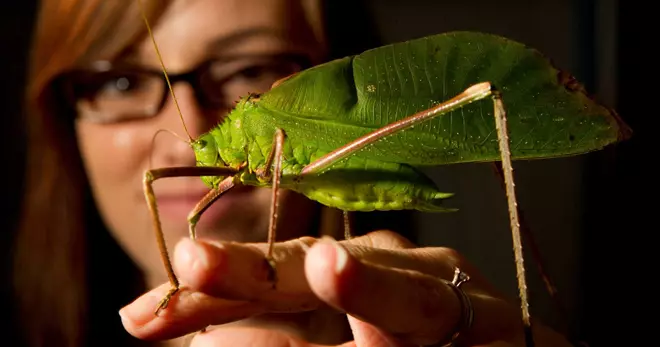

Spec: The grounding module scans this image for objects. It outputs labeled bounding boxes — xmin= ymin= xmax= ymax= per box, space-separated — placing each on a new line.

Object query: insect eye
xmin=192 ymin=139 xmax=207 ymax=149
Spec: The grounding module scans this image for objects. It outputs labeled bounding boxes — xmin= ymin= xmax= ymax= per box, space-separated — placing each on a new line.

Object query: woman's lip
xmin=157 ymin=190 xmax=218 ymax=203
xmin=153 ymin=181 xmax=254 ymax=201
xmin=149 ymin=183 xmax=256 ymax=223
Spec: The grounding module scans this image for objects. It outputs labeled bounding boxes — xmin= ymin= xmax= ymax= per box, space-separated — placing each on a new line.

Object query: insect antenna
xmin=137 ymin=0 xmax=193 ymax=142
xmin=148 ymin=128 xmax=191 ymax=169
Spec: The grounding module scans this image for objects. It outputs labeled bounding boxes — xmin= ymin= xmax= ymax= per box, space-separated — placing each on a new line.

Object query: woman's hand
xmin=119 ymin=230 xmax=571 ymax=346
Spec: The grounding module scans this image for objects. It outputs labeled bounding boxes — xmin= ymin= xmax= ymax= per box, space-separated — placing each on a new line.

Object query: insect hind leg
xmin=490 ymin=90 xmax=535 ymax=347
xmin=143 ymin=166 xmax=238 ymax=315
xmin=300 ymin=82 xmax=493 ymax=175
xmin=342 ymin=210 xmax=353 ymax=240
xmin=299 ymin=82 xmax=534 ymax=347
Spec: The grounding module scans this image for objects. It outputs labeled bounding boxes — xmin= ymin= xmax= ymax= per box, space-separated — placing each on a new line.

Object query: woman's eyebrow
xmin=208 ymin=27 xmax=287 ymax=51
xmin=115 ymin=27 xmax=289 ymax=68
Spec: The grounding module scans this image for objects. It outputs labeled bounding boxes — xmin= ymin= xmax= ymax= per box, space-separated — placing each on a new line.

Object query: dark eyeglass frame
xmin=54 ymin=53 xmax=312 ymax=122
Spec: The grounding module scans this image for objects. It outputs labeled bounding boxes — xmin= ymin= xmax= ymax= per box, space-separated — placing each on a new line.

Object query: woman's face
xmin=74 ymin=0 xmax=322 ymax=286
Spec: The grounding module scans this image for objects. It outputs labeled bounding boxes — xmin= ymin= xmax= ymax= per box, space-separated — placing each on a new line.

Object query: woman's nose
xmin=152 ymin=83 xmax=224 ymax=166
xmin=167 ymin=83 xmax=220 ymax=138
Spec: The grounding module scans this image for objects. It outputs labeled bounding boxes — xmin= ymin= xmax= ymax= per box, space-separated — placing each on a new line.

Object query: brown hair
xmin=13 ymin=1 xmax=336 ymax=346
xmin=13 ymin=1 xmax=167 ymax=346
xmin=12 ymin=1 xmax=408 ymax=346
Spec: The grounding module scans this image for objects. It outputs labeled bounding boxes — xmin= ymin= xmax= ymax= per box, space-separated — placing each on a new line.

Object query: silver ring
xmin=439 ymin=267 xmax=474 ymax=347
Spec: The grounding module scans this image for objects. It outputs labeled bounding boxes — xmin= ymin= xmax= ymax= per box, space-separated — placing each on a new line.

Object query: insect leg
xmin=491 ymin=164 xmax=570 ymax=338
xmin=187 ymin=176 xmax=235 ymax=240
xmin=143 ymin=166 xmax=238 ymax=315
xmin=255 ymin=128 xmax=287 ymax=282
xmin=300 ymin=82 xmax=535 ymax=346
xmin=491 ymin=94 xmax=536 ymax=347
xmin=343 ymin=210 xmax=353 ymax=240
xmin=299 ymin=82 xmax=493 ymax=175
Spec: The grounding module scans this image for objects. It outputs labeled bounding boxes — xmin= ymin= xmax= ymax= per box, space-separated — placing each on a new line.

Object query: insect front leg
xmin=187 ymin=176 xmax=236 ymax=240
xmin=299 ymin=82 xmax=535 ymax=346
xmin=143 ymin=166 xmax=238 ymax=315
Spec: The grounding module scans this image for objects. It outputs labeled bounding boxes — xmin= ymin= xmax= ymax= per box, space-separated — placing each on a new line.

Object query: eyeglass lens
xmin=67 ymin=55 xmax=307 ymax=124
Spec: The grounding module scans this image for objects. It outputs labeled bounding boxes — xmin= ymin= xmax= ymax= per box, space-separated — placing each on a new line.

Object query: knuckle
xmin=389 ymin=274 xmax=460 ymax=345
xmin=411 ymin=246 xmax=465 ymax=279
xmin=367 ymin=229 xmax=415 ymax=249
xmin=296 ymin=235 xmax=317 ymax=246
xmin=434 ymin=247 xmax=463 ymax=266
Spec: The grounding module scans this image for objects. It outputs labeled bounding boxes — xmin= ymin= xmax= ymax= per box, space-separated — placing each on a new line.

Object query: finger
xmin=172 ymin=230 xmax=498 ymax=315
xmin=119 ymin=282 xmax=263 ymax=340
xmin=304 ymin=239 xmax=520 ymax=346
xmin=173 ymin=231 xmax=416 ymax=310
xmin=120 ymin=232 xmax=418 ymax=339
xmin=347 ymin=315 xmax=415 ymax=347
xmin=120 ymin=230 xmax=417 ymax=340
xmin=346 ymin=229 xmax=416 ymax=250
xmin=189 ymin=326 xmax=353 ymax=347
xmin=174 ymin=236 xmax=323 ymax=312
xmin=191 ymin=326 xmax=304 ymax=347
xmin=127 ymin=230 xmax=514 ymax=343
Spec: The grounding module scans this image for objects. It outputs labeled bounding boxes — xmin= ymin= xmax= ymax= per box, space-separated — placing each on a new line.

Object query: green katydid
xmin=137 ymin=4 xmax=630 ymax=346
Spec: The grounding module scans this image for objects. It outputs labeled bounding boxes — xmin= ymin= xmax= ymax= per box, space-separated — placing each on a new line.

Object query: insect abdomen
xmin=297 ymin=182 xmax=454 ymax=212
xmin=281 ymin=155 xmax=455 ymax=212
xmin=236 ymin=92 xmax=456 ymax=212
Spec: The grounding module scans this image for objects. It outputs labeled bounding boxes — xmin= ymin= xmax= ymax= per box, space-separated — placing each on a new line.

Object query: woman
xmin=14 ymin=0 xmax=574 ymax=346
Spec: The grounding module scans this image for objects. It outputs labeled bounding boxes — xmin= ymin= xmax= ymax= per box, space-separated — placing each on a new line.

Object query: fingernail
xmin=319 ymin=236 xmax=348 ymax=273
xmin=298 ymin=239 xmax=311 ymax=253
xmin=320 ymin=235 xmax=336 ymax=242
xmin=334 ymin=242 xmax=348 ymax=273
xmin=178 ymin=238 xmax=222 ymax=272
xmin=118 ymin=293 xmax=160 ymax=326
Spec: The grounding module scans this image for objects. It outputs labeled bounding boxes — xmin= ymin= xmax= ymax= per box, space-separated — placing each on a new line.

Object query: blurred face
xmin=74 ymin=0 xmax=322 ymax=286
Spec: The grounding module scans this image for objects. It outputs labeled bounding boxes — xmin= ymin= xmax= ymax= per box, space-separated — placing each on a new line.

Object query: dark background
xmin=1 ymin=0 xmax=650 ymax=346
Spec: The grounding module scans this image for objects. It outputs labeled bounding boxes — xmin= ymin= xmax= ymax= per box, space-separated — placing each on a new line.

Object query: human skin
xmin=75 ymin=0 xmax=320 ymax=290
xmin=120 ymin=231 xmax=575 ymax=346
xmin=74 ymin=0 xmax=323 ymax=345
xmin=73 ymin=0 xmax=577 ymax=345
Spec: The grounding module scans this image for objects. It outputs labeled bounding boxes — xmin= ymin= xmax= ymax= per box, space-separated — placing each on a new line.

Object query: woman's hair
xmin=14 ymin=1 xmax=171 ymax=346
xmin=12 ymin=1 xmax=334 ymax=345
xmin=12 ymin=1 xmax=408 ymax=346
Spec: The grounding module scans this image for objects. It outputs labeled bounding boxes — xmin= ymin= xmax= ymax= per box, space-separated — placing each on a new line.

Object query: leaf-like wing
xmin=259 ymin=31 xmax=629 ymax=165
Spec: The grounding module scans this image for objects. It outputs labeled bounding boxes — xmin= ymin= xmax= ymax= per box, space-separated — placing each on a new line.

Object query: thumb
xmin=347 ymin=315 xmax=415 ymax=347
xmin=348 ymin=316 xmax=517 ymax=347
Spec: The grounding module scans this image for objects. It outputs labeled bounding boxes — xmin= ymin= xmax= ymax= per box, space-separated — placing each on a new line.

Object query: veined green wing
xmin=258 ymin=31 xmax=630 ymax=166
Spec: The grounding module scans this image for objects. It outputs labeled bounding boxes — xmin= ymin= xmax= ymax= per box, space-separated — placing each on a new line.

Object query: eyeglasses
xmin=57 ymin=53 xmax=311 ymax=124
